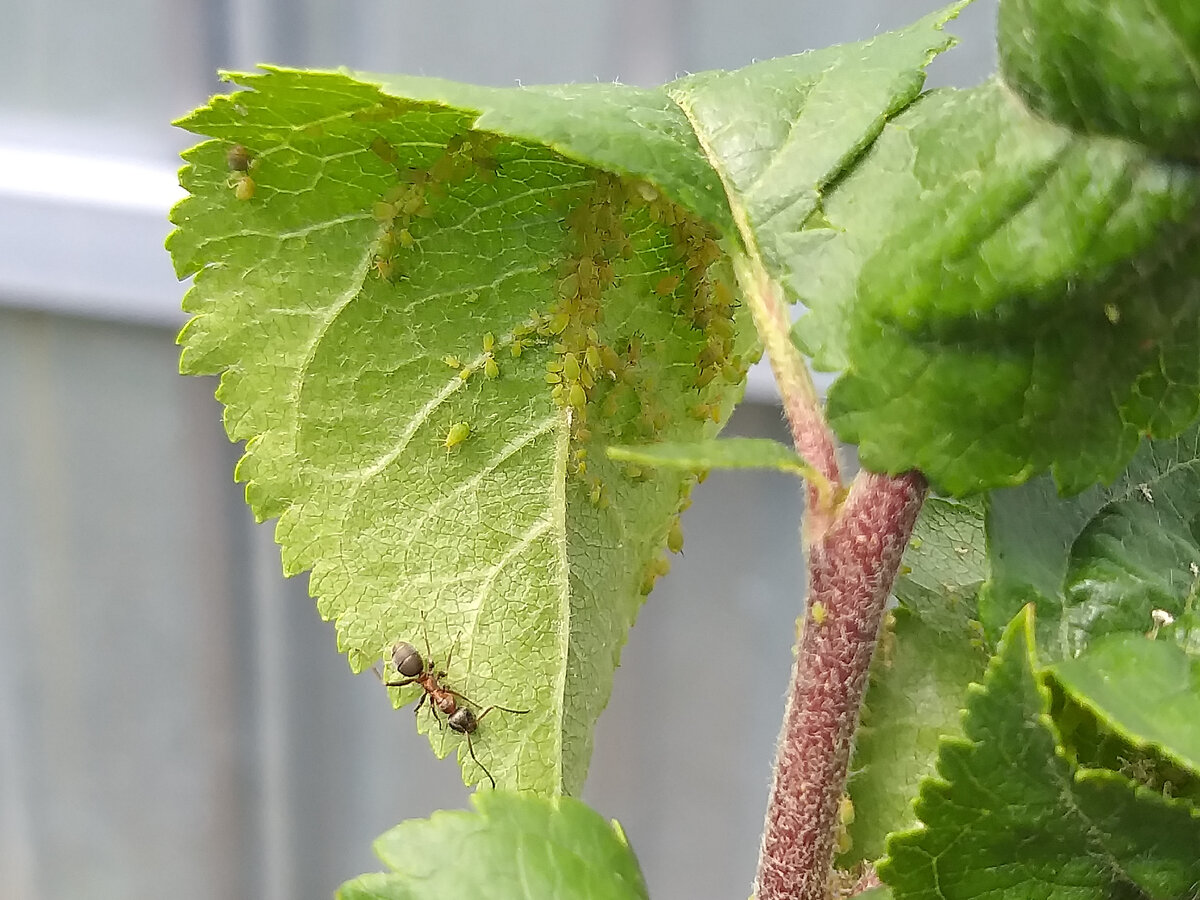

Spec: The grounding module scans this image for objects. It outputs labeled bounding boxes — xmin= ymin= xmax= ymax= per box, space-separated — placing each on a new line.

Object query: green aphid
xmin=444 ymin=422 xmax=471 ymax=450
xmin=562 ymin=353 xmax=580 ymax=382
xmin=458 ymin=368 xmax=471 ymax=381
xmin=397 ymin=228 xmax=414 ymax=249
xmin=568 ymin=383 xmax=587 ymax=408
xmin=369 ymin=137 xmax=397 ymax=164
xmin=667 ymin=519 xmax=684 ymax=554
xmin=443 ymin=355 xmax=462 ymax=369
xmin=811 ymin=601 xmax=828 ymax=626
xmin=482 ymin=332 xmax=496 ymax=353
xmin=233 ymin=175 xmax=255 ymax=201
xmin=585 ymin=346 xmax=601 ymax=373
xmin=546 ymin=312 xmax=570 ymax=335
xmin=511 ymin=340 xmax=524 ymax=358
xmin=545 ymin=372 xmax=562 ymax=385
xmin=484 ymin=357 xmax=500 ymax=379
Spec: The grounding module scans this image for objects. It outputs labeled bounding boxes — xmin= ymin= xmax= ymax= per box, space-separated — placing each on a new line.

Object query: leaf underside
xmin=170 ymin=69 xmax=754 ymax=793
xmin=169 ymin=5 xmax=963 ymax=793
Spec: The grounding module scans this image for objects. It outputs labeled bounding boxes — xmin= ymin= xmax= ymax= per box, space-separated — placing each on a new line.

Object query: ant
xmin=383 ymin=630 xmax=527 ymax=789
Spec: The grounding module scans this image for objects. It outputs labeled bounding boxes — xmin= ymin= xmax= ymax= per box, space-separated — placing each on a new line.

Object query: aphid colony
xmin=357 ymin=131 xmax=749 ymax=596
xmin=383 ymin=628 xmax=527 ymax=788
xmin=368 ymin=131 xmax=500 ymax=285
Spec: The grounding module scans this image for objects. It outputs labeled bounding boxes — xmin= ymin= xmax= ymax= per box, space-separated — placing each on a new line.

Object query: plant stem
xmin=733 ymin=256 xmax=842 ymax=538
xmin=754 ymin=469 xmax=927 ymax=900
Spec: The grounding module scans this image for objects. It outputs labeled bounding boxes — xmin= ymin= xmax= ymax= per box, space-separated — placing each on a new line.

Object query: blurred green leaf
xmin=880 ymin=608 xmax=1200 ymax=900
xmin=981 ymin=423 xmax=1200 ymax=658
xmin=1052 ymin=633 xmax=1200 ymax=774
xmin=607 ymin=438 xmax=815 ymax=477
xmin=998 ymin=0 xmax=1200 ymax=162
xmin=337 ymin=793 xmax=647 ymax=900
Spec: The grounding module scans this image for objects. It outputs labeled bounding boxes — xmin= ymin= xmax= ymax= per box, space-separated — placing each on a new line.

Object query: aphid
xmin=384 ymin=634 xmax=528 ymax=788
xmin=482 ymin=332 xmax=496 ymax=353
xmin=443 ymin=355 xmax=462 ymax=369
xmin=233 ymin=174 xmax=255 ymax=201
xmin=444 ymin=422 xmax=471 ymax=450
xmin=667 ymin=519 xmax=684 ymax=554
xmin=484 ymin=357 xmax=500 ymax=379
xmin=811 ymin=601 xmax=828 ymax=626
xmin=226 ymin=144 xmax=253 ymax=172
xmin=372 ymin=256 xmax=395 ymax=281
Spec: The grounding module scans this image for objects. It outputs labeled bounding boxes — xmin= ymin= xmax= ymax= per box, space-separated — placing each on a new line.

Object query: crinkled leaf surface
xmin=981 ymin=423 xmax=1200 ymax=658
xmin=607 ymin=438 xmax=813 ymax=477
xmin=880 ymin=608 xmax=1200 ymax=900
xmin=793 ymin=76 xmax=1200 ymax=496
xmin=842 ymin=498 xmax=989 ymax=865
xmin=999 ymin=0 xmax=1200 ymax=162
xmin=169 ymin=7 xmax=962 ymax=793
xmin=337 ymin=793 xmax=647 ymax=900
xmin=1052 ymin=634 xmax=1200 ymax=775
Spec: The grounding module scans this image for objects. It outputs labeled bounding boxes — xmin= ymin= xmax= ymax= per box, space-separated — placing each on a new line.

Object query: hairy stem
xmin=755 ymin=470 xmax=927 ymax=900
xmin=734 ymin=256 xmax=842 ymax=537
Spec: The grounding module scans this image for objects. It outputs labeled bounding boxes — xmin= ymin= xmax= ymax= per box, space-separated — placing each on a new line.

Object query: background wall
xmin=0 ymin=3 xmax=998 ymax=898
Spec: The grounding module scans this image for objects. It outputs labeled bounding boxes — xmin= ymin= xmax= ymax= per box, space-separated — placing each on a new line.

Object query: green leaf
xmin=893 ymin=496 xmax=988 ymax=634
xmin=169 ymin=8 xmax=965 ymax=793
xmin=843 ymin=608 xmax=988 ymax=866
xmin=998 ymin=0 xmax=1200 ymax=162
xmin=170 ymin=68 xmax=754 ymax=794
xmin=607 ymin=438 xmax=814 ymax=477
xmin=337 ymin=793 xmax=648 ymax=900
xmin=792 ymin=77 xmax=1200 ymax=495
xmin=981 ymin=422 xmax=1200 ymax=658
xmin=1052 ymin=633 xmax=1200 ymax=775
xmin=664 ymin=3 xmax=964 ymax=275
xmin=880 ymin=608 xmax=1200 ymax=900
xmin=843 ymin=497 xmax=989 ymax=865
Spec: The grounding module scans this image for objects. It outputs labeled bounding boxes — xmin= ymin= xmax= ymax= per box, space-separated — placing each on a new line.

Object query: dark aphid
xmin=383 ymin=627 xmax=528 ymax=788
xmin=227 ymin=144 xmax=253 ymax=172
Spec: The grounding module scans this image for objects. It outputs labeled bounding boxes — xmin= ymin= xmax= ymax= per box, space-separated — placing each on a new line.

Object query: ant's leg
xmin=464 ymin=731 xmax=495 ymax=789
xmin=383 ymin=676 xmax=419 ymax=688
xmin=474 ymin=704 xmax=531 ymax=722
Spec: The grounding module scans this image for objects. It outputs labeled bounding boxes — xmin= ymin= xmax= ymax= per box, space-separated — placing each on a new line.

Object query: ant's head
xmin=391 ymin=640 xmax=425 ymax=678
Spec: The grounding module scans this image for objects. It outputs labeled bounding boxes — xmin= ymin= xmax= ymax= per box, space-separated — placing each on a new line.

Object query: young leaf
xmin=999 ymin=0 xmax=1200 ymax=162
xmin=879 ymin=608 xmax=1200 ymax=900
xmin=170 ymin=69 xmax=752 ymax=793
xmin=607 ymin=438 xmax=815 ymax=477
xmin=981 ymin=422 xmax=1200 ymax=658
xmin=792 ymin=78 xmax=1200 ymax=496
xmin=842 ymin=497 xmax=989 ymax=865
xmin=337 ymin=793 xmax=648 ymax=900
xmin=1051 ymin=634 xmax=1200 ymax=775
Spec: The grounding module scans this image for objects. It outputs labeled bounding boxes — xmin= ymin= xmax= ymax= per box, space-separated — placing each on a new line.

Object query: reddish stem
xmin=754 ymin=469 xmax=927 ymax=900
